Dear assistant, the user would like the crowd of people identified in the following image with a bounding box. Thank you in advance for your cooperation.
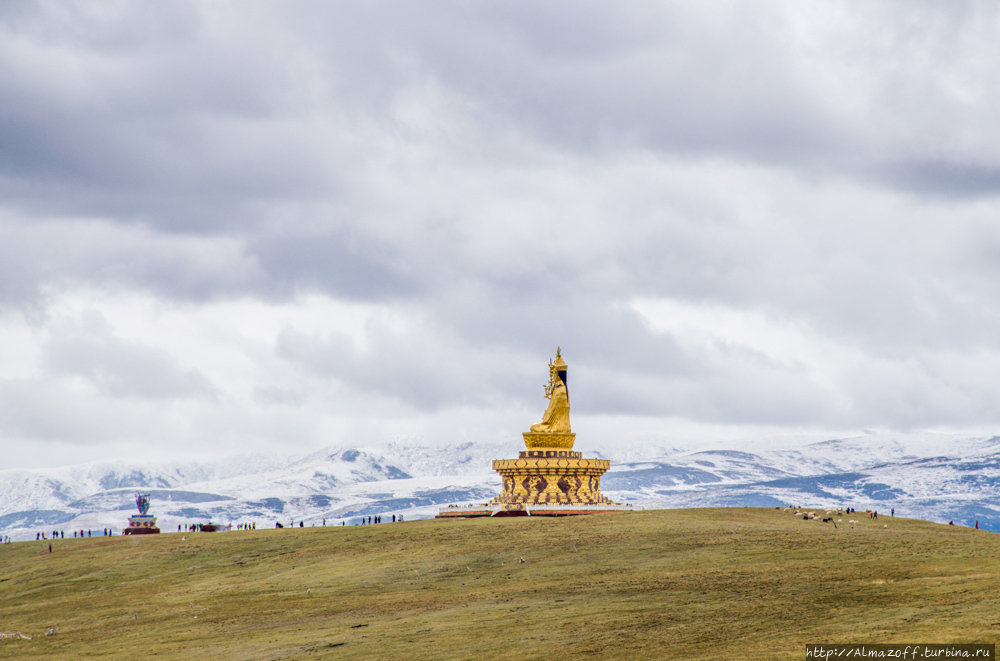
[273,514,403,528]
[34,528,115,540]
[24,515,405,541]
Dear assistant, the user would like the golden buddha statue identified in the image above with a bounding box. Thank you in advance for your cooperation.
[529,348,571,434]
[523,347,575,449]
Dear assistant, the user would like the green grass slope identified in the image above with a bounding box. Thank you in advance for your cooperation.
[1,508,998,660]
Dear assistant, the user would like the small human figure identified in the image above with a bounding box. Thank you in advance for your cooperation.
[299,521,304,528]
[49,544,52,553]
[392,514,396,523]
[891,508,894,517]
[975,520,979,529]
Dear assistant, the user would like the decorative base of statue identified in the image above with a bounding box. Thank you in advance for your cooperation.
[438,349,632,519]
[522,432,575,449]
[124,493,160,534]
[124,514,160,535]
[489,449,612,507]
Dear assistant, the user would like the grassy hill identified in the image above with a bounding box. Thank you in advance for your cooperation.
[0,508,998,660]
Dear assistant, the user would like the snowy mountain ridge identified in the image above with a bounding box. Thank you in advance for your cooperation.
[2,431,999,540]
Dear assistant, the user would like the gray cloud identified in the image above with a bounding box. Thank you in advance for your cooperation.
[0,214,264,304]
[3,2,998,239]
[251,232,420,302]
[42,311,217,401]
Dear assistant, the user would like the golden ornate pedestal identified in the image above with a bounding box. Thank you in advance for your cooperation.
[491,425,613,511]
[490,449,612,508]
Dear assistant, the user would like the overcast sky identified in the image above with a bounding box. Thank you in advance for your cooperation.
[2,2,1000,468]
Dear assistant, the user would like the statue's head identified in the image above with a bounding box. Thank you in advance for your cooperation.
[552,347,568,387]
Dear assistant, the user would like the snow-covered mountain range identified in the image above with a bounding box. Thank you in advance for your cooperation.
[3,431,999,541]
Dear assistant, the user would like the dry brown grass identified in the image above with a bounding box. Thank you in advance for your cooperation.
[1,508,999,659]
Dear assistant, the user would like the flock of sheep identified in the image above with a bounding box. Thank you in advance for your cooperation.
[781,507,887,529]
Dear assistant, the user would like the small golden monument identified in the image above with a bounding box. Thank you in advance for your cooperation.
[439,348,628,518]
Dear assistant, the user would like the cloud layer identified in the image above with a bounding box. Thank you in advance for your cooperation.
[2,2,1000,467]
